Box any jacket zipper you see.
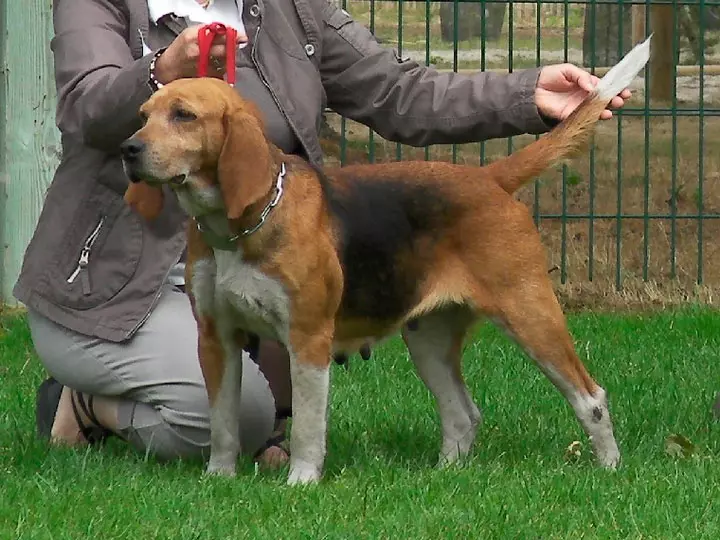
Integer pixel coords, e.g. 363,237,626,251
66,217,105,295
125,243,184,340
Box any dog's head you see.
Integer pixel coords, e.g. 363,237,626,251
121,77,274,222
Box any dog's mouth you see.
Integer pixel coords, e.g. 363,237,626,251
169,174,187,187
122,156,190,187
126,171,188,187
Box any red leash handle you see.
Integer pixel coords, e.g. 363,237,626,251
197,22,237,86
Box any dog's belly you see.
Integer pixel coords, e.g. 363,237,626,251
330,317,403,358
208,250,291,344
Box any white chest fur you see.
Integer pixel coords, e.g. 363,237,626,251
191,249,291,344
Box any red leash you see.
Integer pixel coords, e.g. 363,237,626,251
197,22,237,86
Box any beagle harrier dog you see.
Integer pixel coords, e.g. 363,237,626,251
121,38,650,485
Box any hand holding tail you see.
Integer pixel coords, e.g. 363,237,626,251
493,35,652,195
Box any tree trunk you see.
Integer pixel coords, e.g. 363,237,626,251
582,2,633,68
440,3,506,43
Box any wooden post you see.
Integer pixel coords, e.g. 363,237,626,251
650,5,675,103
0,1,60,304
632,6,646,45
0,0,7,303
582,1,633,68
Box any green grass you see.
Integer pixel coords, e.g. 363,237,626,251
2,308,720,539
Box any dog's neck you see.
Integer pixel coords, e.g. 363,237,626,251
179,159,287,252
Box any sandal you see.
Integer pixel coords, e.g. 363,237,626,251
35,377,64,440
34,377,113,445
69,390,114,445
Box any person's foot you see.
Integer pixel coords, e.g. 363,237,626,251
36,378,114,446
50,386,89,446
255,417,290,470
257,444,290,469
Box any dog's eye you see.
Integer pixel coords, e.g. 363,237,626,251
139,111,148,125
172,108,197,122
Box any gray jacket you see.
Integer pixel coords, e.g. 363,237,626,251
14,0,553,342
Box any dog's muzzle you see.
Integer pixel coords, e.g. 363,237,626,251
120,137,187,186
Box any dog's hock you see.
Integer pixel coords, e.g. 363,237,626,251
595,34,652,101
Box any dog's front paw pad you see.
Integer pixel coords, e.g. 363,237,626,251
287,462,321,486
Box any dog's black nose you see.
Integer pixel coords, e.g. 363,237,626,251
121,138,145,161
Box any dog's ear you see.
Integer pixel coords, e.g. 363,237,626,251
124,181,165,221
217,104,274,220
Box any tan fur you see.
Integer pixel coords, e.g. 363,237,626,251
216,101,276,220
124,181,165,221
184,219,224,404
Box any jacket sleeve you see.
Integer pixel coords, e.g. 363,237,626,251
318,3,556,147
52,0,155,153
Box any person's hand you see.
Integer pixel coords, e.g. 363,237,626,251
153,24,247,84
534,63,633,122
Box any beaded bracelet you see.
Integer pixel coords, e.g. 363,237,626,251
148,47,168,92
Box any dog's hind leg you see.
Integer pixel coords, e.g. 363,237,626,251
488,280,620,469
402,307,480,467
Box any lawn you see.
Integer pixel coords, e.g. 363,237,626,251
1,307,720,539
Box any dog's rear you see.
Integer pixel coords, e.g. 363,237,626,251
394,37,651,471
306,37,652,479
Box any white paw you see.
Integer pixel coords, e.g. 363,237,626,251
205,461,237,477
597,447,621,470
436,434,474,468
589,433,621,469
436,447,465,469
287,460,322,486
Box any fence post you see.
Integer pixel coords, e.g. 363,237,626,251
650,5,674,102
632,5,646,45
0,1,60,305
0,0,7,303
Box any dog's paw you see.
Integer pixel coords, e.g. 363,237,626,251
597,450,621,470
205,461,238,477
287,459,321,486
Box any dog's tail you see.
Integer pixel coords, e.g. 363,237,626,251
489,35,651,195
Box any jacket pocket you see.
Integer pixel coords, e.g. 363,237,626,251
44,186,143,311
325,9,381,57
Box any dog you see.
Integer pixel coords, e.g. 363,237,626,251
120,37,650,485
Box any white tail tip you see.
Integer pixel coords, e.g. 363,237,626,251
596,34,652,100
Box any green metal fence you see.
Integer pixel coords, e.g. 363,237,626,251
327,1,720,293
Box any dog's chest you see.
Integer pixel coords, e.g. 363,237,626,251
192,250,290,343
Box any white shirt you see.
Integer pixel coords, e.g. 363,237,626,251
144,0,246,54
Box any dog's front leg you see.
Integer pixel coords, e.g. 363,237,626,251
204,324,247,476
286,326,333,486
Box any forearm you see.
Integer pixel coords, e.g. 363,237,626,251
53,0,154,153
326,55,553,146
319,2,554,147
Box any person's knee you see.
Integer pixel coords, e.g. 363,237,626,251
140,424,211,462
115,357,277,461
123,417,211,462
117,401,210,462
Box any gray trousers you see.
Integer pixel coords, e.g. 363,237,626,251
27,284,276,461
